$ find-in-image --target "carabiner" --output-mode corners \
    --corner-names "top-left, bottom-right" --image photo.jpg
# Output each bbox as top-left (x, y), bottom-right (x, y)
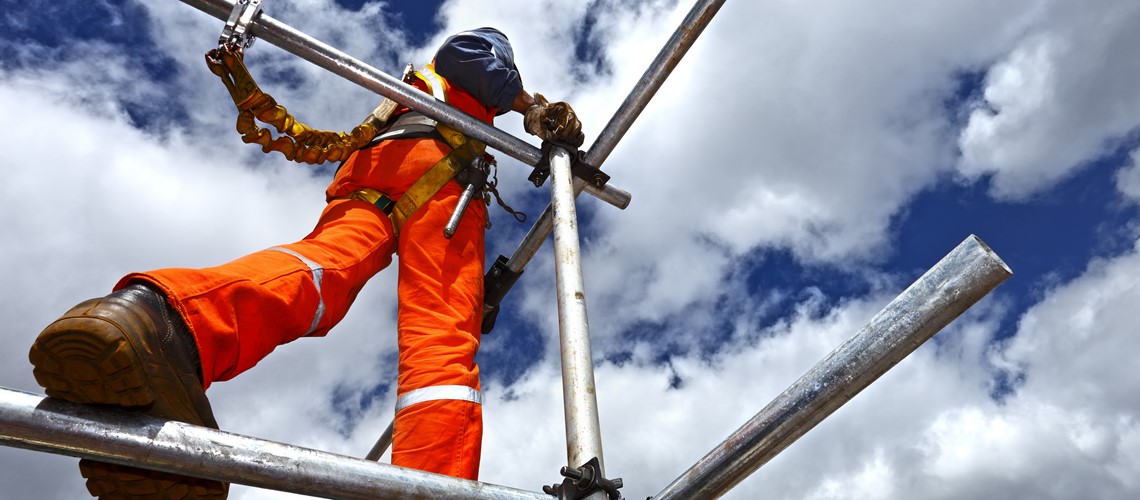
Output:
top-left (218, 0), bottom-right (264, 50)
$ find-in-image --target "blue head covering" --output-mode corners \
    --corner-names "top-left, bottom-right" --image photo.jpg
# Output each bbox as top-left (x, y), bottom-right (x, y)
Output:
top-left (433, 27), bottom-right (523, 114)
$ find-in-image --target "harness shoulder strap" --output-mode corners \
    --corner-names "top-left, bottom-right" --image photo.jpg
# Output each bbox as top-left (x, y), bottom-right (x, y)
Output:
top-left (342, 65), bottom-right (487, 235)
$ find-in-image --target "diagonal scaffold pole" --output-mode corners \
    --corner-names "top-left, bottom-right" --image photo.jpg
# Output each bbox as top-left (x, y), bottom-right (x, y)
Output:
top-left (177, 0), bottom-right (631, 211)
top-left (652, 235), bottom-right (1012, 499)
top-left (0, 388), bottom-right (549, 500)
top-left (483, 0), bottom-right (727, 321)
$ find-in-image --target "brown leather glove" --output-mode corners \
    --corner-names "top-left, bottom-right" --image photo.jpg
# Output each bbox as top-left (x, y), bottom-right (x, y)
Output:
top-left (524, 93), bottom-right (585, 147)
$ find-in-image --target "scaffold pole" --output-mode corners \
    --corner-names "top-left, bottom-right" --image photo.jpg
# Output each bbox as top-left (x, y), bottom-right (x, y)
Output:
top-left (653, 235), bottom-right (1012, 499)
top-left (0, 388), bottom-right (549, 500)
top-left (177, 0), bottom-right (632, 211)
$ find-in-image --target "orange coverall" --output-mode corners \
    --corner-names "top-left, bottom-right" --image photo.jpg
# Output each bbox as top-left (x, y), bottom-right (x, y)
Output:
top-left (116, 75), bottom-right (498, 480)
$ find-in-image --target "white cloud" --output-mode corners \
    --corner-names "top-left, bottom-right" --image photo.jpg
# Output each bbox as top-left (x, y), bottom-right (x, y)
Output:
top-left (505, 0), bottom-right (1067, 350)
top-left (585, 0), bottom-right (1036, 263)
top-left (3, 0), bottom-right (1140, 499)
top-left (998, 242), bottom-right (1140, 417)
top-left (957, 0), bottom-right (1140, 199)
top-left (482, 239), bottom-right (1140, 499)
top-left (1115, 147), bottom-right (1140, 202)
top-left (0, 24), bottom-right (394, 498)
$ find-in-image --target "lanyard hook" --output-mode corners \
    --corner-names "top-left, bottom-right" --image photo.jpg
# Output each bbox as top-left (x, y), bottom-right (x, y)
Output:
top-left (218, 0), bottom-right (264, 50)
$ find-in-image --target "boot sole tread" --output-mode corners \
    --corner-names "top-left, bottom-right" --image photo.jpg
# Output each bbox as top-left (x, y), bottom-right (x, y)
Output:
top-left (30, 317), bottom-right (156, 407)
top-left (30, 298), bottom-right (229, 499)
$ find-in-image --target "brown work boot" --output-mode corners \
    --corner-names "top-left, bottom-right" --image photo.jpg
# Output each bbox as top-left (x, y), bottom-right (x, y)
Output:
top-left (28, 283), bottom-right (229, 499)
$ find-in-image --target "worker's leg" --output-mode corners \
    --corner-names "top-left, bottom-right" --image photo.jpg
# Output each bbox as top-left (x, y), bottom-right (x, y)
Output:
top-left (29, 197), bottom-right (396, 499)
top-left (390, 185), bottom-right (486, 480)
top-left (124, 197), bottom-right (397, 387)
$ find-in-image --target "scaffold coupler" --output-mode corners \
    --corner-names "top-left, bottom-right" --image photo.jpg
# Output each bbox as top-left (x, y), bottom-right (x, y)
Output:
top-left (481, 254), bottom-right (522, 334)
top-left (529, 141), bottom-right (610, 189)
top-left (543, 457), bottom-right (624, 500)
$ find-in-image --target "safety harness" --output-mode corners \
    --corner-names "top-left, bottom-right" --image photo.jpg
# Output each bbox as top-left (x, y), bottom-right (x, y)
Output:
top-left (205, 45), bottom-right (512, 235)
top-left (359, 111), bottom-right (488, 235)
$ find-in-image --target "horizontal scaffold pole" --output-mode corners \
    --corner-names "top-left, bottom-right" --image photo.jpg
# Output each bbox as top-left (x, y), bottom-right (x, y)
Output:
top-left (177, 0), bottom-right (630, 210)
top-left (0, 388), bottom-right (549, 500)
top-left (652, 235), bottom-right (1012, 500)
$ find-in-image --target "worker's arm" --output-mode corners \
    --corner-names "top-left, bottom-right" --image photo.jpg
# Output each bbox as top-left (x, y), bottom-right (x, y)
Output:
top-left (512, 90), bottom-right (536, 114)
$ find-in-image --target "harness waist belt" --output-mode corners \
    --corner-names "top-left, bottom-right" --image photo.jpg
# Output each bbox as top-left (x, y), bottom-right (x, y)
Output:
top-left (343, 188), bottom-right (395, 215)
top-left (339, 107), bottom-right (484, 236)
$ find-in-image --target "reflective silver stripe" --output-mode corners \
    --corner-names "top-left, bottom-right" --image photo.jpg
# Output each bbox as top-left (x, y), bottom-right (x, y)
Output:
top-left (395, 385), bottom-right (483, 413)
top-left (392, 112), bottom-right (438, 129)
top-left (417, 66), bottom-right (447, 102)
top-left (268, 247), bottom-right (325, 335)
top-left (376, 127), bottom-right (418, 141)
top-left (375, 113), bottom-right (439, 141)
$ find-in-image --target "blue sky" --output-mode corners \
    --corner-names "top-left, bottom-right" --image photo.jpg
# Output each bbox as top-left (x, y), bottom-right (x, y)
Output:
top-left (2, 0), bottom-right (1140, 499)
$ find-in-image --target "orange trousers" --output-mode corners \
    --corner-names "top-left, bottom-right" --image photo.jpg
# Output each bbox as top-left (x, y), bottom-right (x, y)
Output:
top-left (118, 138), bottom-right (485, 479)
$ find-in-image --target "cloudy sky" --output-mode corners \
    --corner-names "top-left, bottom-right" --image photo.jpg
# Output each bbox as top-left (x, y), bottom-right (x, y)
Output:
top-left (2, 0), bottom-right (1139, 498)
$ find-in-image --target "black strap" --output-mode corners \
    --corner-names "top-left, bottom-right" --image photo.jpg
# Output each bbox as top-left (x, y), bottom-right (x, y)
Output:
top-left (372, 193), bottom-right (396, 215)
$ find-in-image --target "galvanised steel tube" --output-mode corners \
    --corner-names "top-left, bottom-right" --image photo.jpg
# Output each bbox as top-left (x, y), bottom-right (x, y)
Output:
top-left (364, 420), bottom-right (394, 461)
top-left (176, 0), bottom-right (631, 210)
top-left (0, 388), bottom-right (550, 500)
top-left (503, 0), bottom-right (726, 273)
top-left (550, 147), bottom-right (606, 483)
top-left (584, 0), bottom-right (726, 168)
top-left (502, 183), bottom-right (622, 275)
top-left (582, 182), bottom-right (632, 211)
top-left (653, 235), bottom-right (1012, 500)
top-left (505, 203), bottom-right (557, 274)
top-left (182, 0), bottom-right (537, 163)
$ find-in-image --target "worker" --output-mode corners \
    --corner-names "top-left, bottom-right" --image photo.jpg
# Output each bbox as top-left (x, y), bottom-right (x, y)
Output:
top-left (28, 27), bottom-right (583, 499)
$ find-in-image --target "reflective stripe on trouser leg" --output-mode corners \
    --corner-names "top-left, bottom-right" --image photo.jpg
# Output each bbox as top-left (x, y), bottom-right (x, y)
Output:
top-left (267, 246), bottom-right (326, 335)
top-left (395, 385), bottom-right (483, 413)
top-left (128, 198), bottom-right (398, 386)
top-left (393, 400), bottom-right (482, 480)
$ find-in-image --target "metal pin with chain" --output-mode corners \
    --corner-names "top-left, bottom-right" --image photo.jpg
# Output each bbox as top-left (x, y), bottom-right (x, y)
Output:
top-left (444, 157), bottom-right (489, 238)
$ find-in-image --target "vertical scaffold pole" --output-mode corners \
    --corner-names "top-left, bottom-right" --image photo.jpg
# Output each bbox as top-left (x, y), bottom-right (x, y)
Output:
top-left (497, 0), bottom-right (726, 277)
top-left (652, 235), bottom-right (1012, 499)
top-left (549, 146), bottom-right (606, 483)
